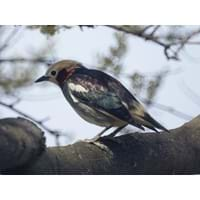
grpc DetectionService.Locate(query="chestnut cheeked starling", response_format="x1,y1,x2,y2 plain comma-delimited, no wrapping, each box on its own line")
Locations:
35,60,169,142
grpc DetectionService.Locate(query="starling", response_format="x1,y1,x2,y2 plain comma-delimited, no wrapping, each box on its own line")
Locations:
35,60,169,142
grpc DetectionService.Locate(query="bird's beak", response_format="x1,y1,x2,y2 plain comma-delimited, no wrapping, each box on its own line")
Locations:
35,76,49,83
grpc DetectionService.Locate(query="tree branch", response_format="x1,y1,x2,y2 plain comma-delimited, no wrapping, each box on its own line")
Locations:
0,117,45,171
0,57,53,65
0,115,200,174
142,99,193,121
105,25,200,60
25,25,200,60
0,100,68,145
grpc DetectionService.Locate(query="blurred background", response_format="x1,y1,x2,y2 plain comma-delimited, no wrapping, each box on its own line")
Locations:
0,25,199,146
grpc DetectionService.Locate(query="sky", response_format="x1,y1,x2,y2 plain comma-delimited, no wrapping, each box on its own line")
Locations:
1,26,200,146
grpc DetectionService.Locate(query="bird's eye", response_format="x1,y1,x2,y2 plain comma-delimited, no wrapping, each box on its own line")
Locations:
51,70,57,76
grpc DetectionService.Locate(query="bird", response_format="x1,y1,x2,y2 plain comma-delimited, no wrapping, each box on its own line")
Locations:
35,60,169,142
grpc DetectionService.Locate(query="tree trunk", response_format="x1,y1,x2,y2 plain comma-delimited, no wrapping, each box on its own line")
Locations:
0,116,200,174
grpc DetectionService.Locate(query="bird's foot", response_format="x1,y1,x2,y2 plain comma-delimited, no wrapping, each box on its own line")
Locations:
83,135,100,143
83,136,113,153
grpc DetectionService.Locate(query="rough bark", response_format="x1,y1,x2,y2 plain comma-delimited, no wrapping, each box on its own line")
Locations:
0,116,200,175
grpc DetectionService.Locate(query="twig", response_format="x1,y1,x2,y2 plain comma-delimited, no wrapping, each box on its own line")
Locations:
140,25,154,34
105,25,200,61
0,27,21,53
0,57,54,65
0,100,68,144
149,25,161,36
180,81,200,108
143,99,193,121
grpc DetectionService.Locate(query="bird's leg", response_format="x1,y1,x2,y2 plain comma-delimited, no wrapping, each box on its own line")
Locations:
106,124,127,138
84,126,112,143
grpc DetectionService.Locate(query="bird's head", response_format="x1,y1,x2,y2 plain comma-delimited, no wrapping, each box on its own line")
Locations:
35,60,83,86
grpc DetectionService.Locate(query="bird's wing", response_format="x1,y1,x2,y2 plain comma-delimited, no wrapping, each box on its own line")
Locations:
103,72,169,132
68,68,168,132
66,70,145,128
67,81,133,124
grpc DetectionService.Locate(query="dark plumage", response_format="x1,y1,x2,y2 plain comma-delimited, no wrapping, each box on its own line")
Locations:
35,60,169,142
69,67,168,132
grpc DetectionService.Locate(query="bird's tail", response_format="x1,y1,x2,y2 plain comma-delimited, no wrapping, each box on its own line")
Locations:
142,112,170,133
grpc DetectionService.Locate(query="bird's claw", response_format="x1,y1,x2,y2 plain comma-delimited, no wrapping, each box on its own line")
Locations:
82,137,113,153
83,136,100,143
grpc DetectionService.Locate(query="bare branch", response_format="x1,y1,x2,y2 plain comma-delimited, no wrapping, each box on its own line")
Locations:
0,57,54,65
105,25,200,60
149,25,161,36
0,100,69,145
143,99,193,121
0,27,21,53
28,25,200,61
180,81,200,107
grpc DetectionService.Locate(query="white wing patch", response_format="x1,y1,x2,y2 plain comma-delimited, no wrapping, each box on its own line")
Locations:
122,101,129,109
68,83,89,93
68,82,89,103
69,91,79,103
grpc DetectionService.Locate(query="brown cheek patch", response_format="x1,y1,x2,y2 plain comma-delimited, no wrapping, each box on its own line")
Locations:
56,69,67,86
66,68,75,78
56,68,75,86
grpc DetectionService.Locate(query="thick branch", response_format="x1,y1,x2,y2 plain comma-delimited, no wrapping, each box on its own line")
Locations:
0,116,200,174
0,100,68,145
0,118,45,171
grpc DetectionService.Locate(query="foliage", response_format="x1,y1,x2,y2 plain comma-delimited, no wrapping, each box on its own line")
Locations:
96,32,127,76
